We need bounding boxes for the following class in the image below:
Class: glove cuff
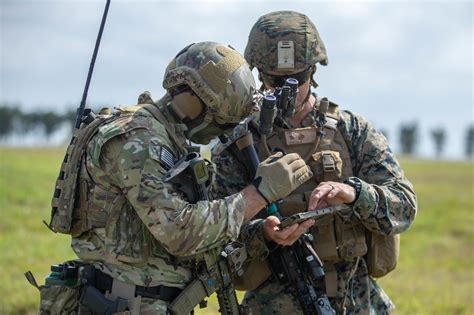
[251,177,271,205]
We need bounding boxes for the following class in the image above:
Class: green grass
[377,159,474,314]
[0,148,473,314]
[0,147,77,314]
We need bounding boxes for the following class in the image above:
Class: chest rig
[48,97,188,264]
[257,98,352,211]
[246,97,367,296]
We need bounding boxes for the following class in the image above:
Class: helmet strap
[293,88,312,116]
[310,65,318,88]
[187,112,214,140]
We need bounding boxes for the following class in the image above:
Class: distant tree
[62,109,76,124]
[19,111,42,133]
[39,111,63,138]
[431,128,446,159]
[466,125,474,159]
[399,122,418,155]
[62,109,77,135]
[0,105,21,139]
[0,105,84,144]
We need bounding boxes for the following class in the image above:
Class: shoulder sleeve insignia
[159,145,176,170]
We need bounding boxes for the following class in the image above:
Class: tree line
[0,104,473,159]
[0,105,76,140]
[388,123,473,159]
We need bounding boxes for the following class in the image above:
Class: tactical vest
[257,99,368,268]
[49,110,114,235]
[232,97,398,294]
[48,97,186,265]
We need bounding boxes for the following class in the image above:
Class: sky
[0,0,473,159]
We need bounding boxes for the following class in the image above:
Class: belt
[84,265,182,302]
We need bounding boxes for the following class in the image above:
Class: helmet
[163,42,256,127]
[244,10,328,75]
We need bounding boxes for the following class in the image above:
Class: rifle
[166,152,244,315]
[223,79,335,315]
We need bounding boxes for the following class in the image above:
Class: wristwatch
[344,177,362,205]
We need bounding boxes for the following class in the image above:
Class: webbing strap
[323,264,338,297]
[24,271,40,290]
[316,97,339,182]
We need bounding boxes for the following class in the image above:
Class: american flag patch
[159,146,176,170]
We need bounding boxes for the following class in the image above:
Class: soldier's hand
[253,152,312,204]
[263,216,315,246]
[308,181,356,211]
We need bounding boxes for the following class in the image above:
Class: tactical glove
[253,152,313,204]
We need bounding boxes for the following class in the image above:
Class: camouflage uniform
[71,99,248,311]
[41,42,260,314]
[210,11,416,314]
[211,105,417,315]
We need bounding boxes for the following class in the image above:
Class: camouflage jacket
[210,96,417,314]
[72,99,246,288]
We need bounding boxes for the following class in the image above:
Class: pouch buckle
[322,152,336,172]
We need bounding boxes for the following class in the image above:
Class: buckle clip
[322,152,336,172]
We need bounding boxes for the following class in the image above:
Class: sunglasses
[260,67,313,88]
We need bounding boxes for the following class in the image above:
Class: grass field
[0,147,473,314]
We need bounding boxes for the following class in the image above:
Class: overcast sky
[1,0,473,159]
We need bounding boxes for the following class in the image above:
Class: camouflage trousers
[38,284,169,315]
[241,259,394,315]
[109,297,169,315]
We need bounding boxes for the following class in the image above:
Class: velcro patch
[199,45,245,93]
[283,127,317,145]
[159,146,176,170]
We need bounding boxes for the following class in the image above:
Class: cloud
[0,0,472,157]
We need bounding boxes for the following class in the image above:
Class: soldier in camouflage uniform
[36,42,313,314]
[211,11,417,315]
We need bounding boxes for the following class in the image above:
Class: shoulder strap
[316,97,338,148]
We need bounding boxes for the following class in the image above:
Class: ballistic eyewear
[260,67,313,88]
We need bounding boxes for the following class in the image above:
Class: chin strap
[292,88,313,117]
[310,65,319,88]
[186,111,214,140]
